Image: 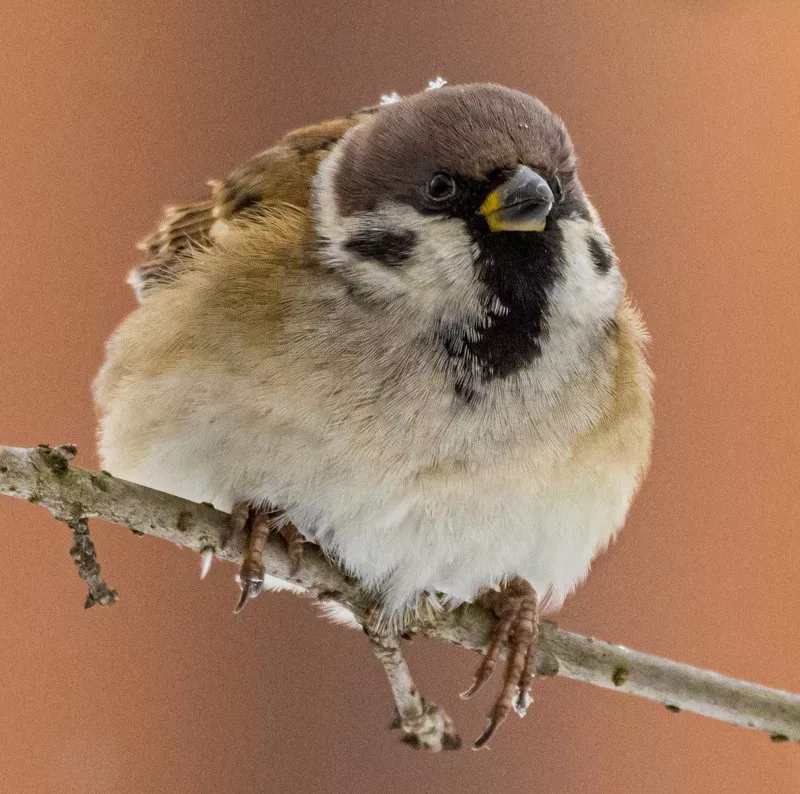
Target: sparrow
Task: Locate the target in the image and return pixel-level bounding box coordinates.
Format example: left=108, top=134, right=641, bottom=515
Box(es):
left=94, top=81, right=653, bottom=747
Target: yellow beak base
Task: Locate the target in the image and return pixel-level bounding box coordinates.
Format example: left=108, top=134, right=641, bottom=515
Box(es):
left=479, top=189, right=548, bottom=233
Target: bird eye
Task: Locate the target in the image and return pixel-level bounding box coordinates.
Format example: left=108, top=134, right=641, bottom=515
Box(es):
left=551, top=176, right=563, bottom=202
left=425, top=172, right=457, bottom=203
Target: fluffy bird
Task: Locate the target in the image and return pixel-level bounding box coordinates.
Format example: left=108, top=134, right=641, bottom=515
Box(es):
left=95, top=82, right=653, bottom=747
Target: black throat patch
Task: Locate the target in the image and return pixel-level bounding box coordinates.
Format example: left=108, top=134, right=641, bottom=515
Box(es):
left=441, top=223, right=564, bottom=401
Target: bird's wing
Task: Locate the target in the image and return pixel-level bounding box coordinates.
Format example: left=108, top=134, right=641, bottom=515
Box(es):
left=130, top=107, right=377, bottom=299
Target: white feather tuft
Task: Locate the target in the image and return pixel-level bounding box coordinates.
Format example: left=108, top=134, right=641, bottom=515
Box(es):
left=379, top=77, right=447, bottom=107
left=316, top=601, right=362, bottom=629
left=380, top=91, right=402, bottom=105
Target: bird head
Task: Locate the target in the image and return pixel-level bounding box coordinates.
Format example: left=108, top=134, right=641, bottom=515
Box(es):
left=313, top=83, right=622, bottom=399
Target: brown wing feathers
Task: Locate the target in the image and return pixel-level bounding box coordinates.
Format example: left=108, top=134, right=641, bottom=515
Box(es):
left=130, top=108, right=377, bottom=299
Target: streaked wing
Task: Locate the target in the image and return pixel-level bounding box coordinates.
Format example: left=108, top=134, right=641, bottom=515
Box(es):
left=131, top=107, right=377, bottom=298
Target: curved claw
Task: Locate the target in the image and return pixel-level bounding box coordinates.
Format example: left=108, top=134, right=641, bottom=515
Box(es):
left=233, top=578, right=263, bottom=614
left=199, top=548, right=214, bottom=580
left=459, top=679, right=482, bottom=700
left=473, top=715, right=500, bottom=750
left=227, top=503, right=306, bottom=612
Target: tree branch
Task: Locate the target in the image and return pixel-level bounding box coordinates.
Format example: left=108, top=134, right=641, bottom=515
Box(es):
left=1, top=443, right=798, bottom=747
left=367, top=629, right=462, bottom=750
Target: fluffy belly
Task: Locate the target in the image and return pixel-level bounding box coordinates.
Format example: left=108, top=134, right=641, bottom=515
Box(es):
left=100, top=394, right=640, bottom=620
left=292, top=466, right=635, bottom=617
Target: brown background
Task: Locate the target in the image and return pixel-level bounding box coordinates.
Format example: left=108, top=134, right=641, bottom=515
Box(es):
left=1, top=1, right=799, bottom=791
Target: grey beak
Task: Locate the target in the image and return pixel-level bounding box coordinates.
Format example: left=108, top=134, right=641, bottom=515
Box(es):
left=479, top=165, right=554, bottom=233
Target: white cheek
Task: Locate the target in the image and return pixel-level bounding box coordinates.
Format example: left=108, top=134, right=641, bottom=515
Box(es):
left=313, top=153, right=484, bottom=328
left=516, top=216, right=621, bottom=402
left=372, top=204, right=484, bottom=324
left=539, top=217, right=623, bottom=371
left=553, top=217, right=622, bottom=325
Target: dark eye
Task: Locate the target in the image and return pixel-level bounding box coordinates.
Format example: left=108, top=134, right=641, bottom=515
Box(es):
left=551, top=176, right=563, bottom=202
left=425, top=172, right=457, bottom=203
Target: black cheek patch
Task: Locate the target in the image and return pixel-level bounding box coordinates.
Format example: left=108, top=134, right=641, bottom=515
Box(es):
left=588, top=237, right=614, bottom=275
left=343, top=228, right=417, bottom=267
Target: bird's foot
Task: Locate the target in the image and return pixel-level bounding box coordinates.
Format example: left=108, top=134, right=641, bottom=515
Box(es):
left=220, top=501, right=305, bottom=614
left=461, top=577, right=539, bottom=749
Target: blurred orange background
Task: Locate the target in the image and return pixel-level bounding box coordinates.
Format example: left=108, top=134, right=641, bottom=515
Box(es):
left=1, top=2, right=799, bottom=791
